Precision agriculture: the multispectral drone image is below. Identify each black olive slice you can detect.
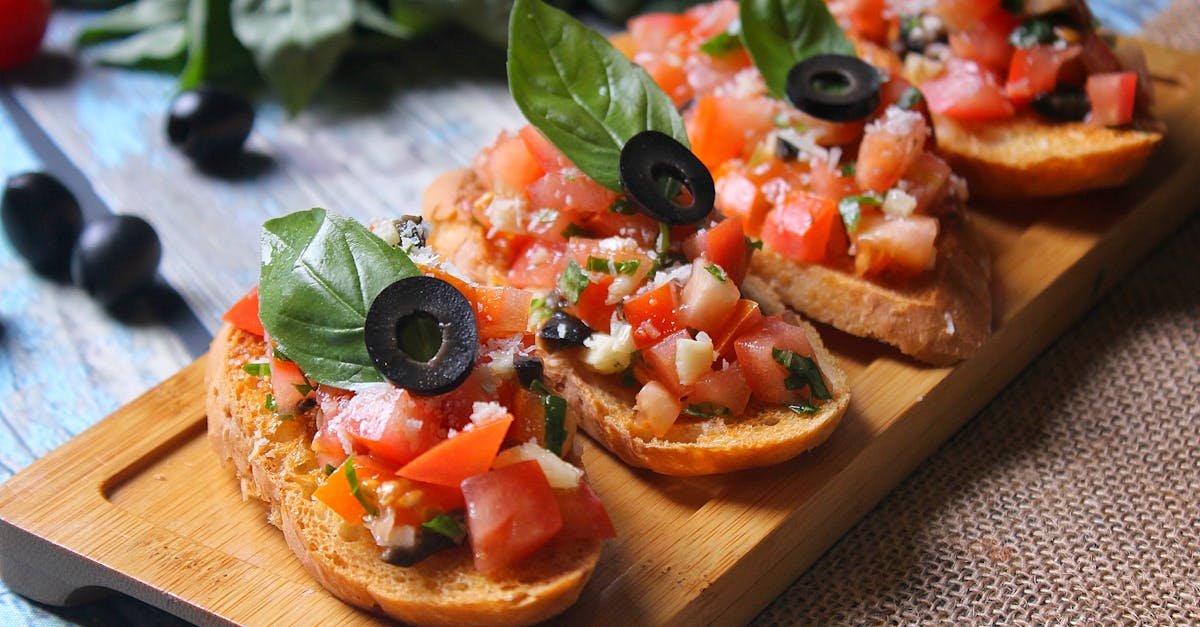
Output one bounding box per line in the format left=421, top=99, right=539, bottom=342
left=538, top=311, right=592, bottom=351
left=618, top=130, right=715, bottom=225
left=785, top=54, right=882, bottom=122
left=513, top=354, right=544, bottom=389
left=1031, top=86, right=1091, bottom=122
left=364, top=276, right=478, bottom=396
left=381, top=531, right=458, bottom=567
left=1, top=171, right=83, bottom=278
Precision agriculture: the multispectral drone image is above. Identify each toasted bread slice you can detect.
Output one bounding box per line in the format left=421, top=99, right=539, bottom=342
left=931, top=113, right=1163, bottom=199
left=205, top=324, right=601, bottom=627
left=742, top=210, right=992, bottom=366
left=424, top=169, right=851, bottom=476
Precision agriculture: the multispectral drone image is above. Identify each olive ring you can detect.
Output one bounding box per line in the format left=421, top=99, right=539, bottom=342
left=364, top=275, right=478, bottom=396
left=785, top=54, right=881, bottom=122
left=618, top=130, right=715, bottom=225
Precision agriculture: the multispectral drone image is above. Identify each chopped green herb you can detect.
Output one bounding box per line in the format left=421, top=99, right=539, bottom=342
left=586, top=256, right=641, bottom=276
left=705, top=264, right=728, bottom=282
left=561, top=223, right=589, bottom=238
left=263, top=393, right=277, bottom=412
left=684, top=402, right=730, bottom=418
left=700, top=30, right=742, bottom=57
left=840, top=162, right=857, bottom=177
left=530, top=380, right=568, bottom=456
left=422, top=514, right=466, bottom=544
left=896, top=87, right=924, bottom=111
left=1010, top=17, right=1059, bottom=48
left=558, top=260, right=590, bottom=305
left=788, top=402, right=818, bottom=415
left=837, top=194, right=881, bottom=234
left=294, top=383, right=313, bottom=396
left=772, top=348, right=832, bottom=400
left=344, top=457, right=378, bottom=516
left=746, top=237, right=764, bottom=250
left=530, top=296, right=553, bottom=327
left=324, top=464, right=336, bottom=476
left=243, top=361, right=271, bottom=377
left=609, top=198, right=637, bottom=215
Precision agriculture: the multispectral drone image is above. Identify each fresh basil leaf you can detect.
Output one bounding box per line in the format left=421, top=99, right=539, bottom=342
left=324, top=463, right=336, bottom=475
left=837, top=194, right=880, bottom=234
left=1010, top=17, right=1059, bottom=48
left=422, top=513, right=466, bottom=543
left=739, top=0, right=856, bottom=99
left=542, top=392, right=567, bottom=456
left=705, top=264, right=727, bottom=282
left=700, top=29, right=742, bottom=57
left=529, top=295, right=553, bottom=327
left=746, top=237, right=763, bottom=250
left=263, top=392, right=277, bottom=412
left=788, top=402, right=817, bottom=414
left=557, top=260, right=590, bottom=305
left=344, top=456, right=378, bottom=516
left=508, top=0, right=688, bottom=191
left=772, top=347, right=831, bottom=400
left=243, top=361, right=271, bottom=376
left=684, top=402, right=729, bottom=418
left=258, top=208, right=419, bottom=389
left=96, top=23, right=189, bottom=73
left=180, top=0, right=257, bottom=90
left=840, top=161, right=856, bottom=177
left=78, top=0, right=187, bottom=47
left=231, top=0, right=356, bottom=115
left=896, top=86, right=923, bottom=111
left=586, top=256, right=640, bottom=276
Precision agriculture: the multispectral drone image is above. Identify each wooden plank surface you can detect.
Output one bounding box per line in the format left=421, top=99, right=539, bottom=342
left=1, top=42, right=1196, bottom=626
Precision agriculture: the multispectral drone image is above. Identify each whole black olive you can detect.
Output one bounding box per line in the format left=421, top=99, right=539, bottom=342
left=513, top=353, right=544, bottom=389
left=785, top=55, right=881, bottom=122
left=364, top=276, right=478, bottom=396
left=1, top=172, right=83, bottom=278
left=1032, top=86, right=1091, bottom=122
left=166, top=87, right=255, bottom=163
left=618, top=130, right=715, bottom=225
left=538, top=311, right=592, bottom=351
left=70, top=215, right=161, bottom=306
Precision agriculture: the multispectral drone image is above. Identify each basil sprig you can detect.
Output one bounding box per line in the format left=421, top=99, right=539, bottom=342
left=507, top=0, right=689, bottom=192
left=772, top=348, right=832, bottom=400
left=258, top=208, right=419, bottom=389
left=739, top=0, right=856, bottom=100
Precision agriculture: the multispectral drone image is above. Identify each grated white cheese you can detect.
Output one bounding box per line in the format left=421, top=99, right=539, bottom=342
left=870, top=105, right=923, bottom=136
left=583, top=320, right=637, bottom=374
left=469, top=401, right=508, bottom=426
left=484, top=195, right=527, bottom=236
left=883, top=189, right=918, bottom=216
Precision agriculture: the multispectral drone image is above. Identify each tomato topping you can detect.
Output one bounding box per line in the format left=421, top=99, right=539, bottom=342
left=853, top=212, right=939, bottom=278
left=317, top=385, right=440, bottom=468
left=685, top=361, right=751, bottom=416
left=567, top=273, right=617, bottom=332
left=508, top=241, right=567, bottom=290
left=419, top=264, right=475, bottom=302
left=518, top=125, right=570, bottom=173
left=474, top=131, right=543, bottom=196
left=921, top=59, right=1016, bottom=121
left=628, top=12, right=693, bottom=54
left=642, top=329, right=691, bottom=394
left=527, top=168, right=617, bottom=215
left=948, top=8, right=1018, bottom=74
left=554, top=483, right=617, bottom=541
left=682, top=216, right=751, bottom=284
left=679, top=258, right=740, bottom=336
left=1086, top=72, right=1138, bottom=127
left=269, top=353, right=312, bottom=417
left=857, top=108, right=928, bottom=193
left=709, top=298, right=763, bottom=359
left=313, top=457, right=377, bottom=523
left=932, top=0, right=1001, bottom=32
left=462, top=460, right=563, bottom=573
left=831, top=0, right=890, bottom=44
left=473, top=286, right=532, bottom=341
left=623, top=282, right=682, bottom=349
left=809, top=158, right=861, bottom=203
left=1006, top=45, right=1082, bottom=106
left=733, top=316, right=818, bottom=404
left=223, top=285, right=264, bottom=337
left=398, top=413, right=513, bottom=487
left=688, top=96, right=779, bottom=169
left=715, top=162, right=773, bottom=237
left=901, top=152, right=954, bottom=215
left=761, top=190, right=847, bottom=264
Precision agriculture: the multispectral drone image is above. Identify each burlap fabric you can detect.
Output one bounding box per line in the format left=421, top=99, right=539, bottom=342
left=755, top=7, right=1200, bottom=624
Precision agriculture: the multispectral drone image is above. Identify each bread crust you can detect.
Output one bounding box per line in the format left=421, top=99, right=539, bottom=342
left=424, top=169, right=851, bottom=476
left=205, top=324, right=601, bottom=626
left=931, top=113, right=1163, bottom=199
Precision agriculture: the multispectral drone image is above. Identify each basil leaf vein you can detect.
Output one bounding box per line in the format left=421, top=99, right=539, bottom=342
left=739, top=0, right=856, bottom=99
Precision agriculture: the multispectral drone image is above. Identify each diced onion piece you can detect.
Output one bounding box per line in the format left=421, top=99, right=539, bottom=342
left=493, top=441, right=583, bottom=489
left=674, top=332, right=715, bottom=387
left=634, top=381, right=682, bottom=438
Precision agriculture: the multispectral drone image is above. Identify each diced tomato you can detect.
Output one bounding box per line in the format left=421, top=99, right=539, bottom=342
left=554, top=483, right=617, bottom=541
left=685, top=0, right=738, bottom=39
left=623, top=282, right=682, bottom=349
left=688, top=96, right=780, bottom=169
left=682, top=217, right=751, bottom=284
left=921, top=58, right=1016, bottom=120
left=508, top=241, right=567, bottom=290
left=932, top=0, right=1001, bottom=32
left=508, top=385, right=547, bottom=446
left=223, top=286, right=264, bottom=336
left=852, top=212, right=939, bottom=278
left=317, top=384, right=440, bottom=468
left=474, top=131, right=543, bottom=196
left=642, top=56, right=693, bottom=106
left=901, top=152, right=953, bottom=214
left=715, top=162, right=773, bottom=236
left=419, top=264, right=475, bottom=303
left=643, top=329, right=691, bottom=394
left=685, top=361, right=751, bottom=416
left=948, top=8, right=1018, bottom=74
left=527, top=168, right=617, bottom=215
left=733, top=316, right=818, bottom=404
left=473, top=286, right=532, bottom=340
left=269, top=353, right=313, bottom=417
left=628, top=13, right=694, bottom=54
left=709, top=298, right=763, bottom=359
left=313, top=457, right=376, bottom=523
left=462, top=461, right=563, bottom=573
left=832, top=0, right=890, bottom=44
left=388, top=477, right=467, bottom=527
left=855, top=38, right=905, bottom=79
left=634, top=380, right=683, bottom=438
left=857, top=108, right=928, bottom=193
left=566, top=272, right=617, bottom=332
left=398, top=414, right=513, bottom=487
left=1086, top=72, right=1138, bottom=127
left=518, top=125, right=569, bottom=173
left=566, top=238, right=654, bottom=291
left=579, top=210, right=660, bottom=248
left=679, top=258, right=741, bottom=336
left=610, top=31, right=636, bottom=58
left=761, top=190, right=846, bottom=264
left=1006, top=45, right=1082, bottom=105
left=809, top=158, right=861, bottom=202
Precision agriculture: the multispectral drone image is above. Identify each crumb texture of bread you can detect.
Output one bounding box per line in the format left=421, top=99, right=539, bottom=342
left=932, top=113, right=1162, bottom=199
left=744, top=212, right=992, bottom=366
left=205, top=324, right=600, bottom=627
left=423, top=169, right=851, bottom=476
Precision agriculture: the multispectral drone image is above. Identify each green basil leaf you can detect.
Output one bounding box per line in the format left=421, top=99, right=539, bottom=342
left=508, top=0, right=688, bottom=191
left=231, top=0, right=356, bottom=115
left=771, top=347, right=831, bottom=400
left=258, top=208, right=419, bottom=389
left=180, top=0, right=257, bottom=90
left=78, top=0, right=187, bottom=47
left=422, top=513, right=466, bottom=543
left=557, top=260, right=590, bottom=305
left=837, top=193, right=881, bottom=234
left=542, top=392, right=567, bottom=456
left=739, top=0, right=856, bottom=99
left=242, top=361, right=271, bottom=376
left=684, top=402, right=729, bottom=418
left=705, top=264, right=727, bottom=282
left=344, top=456, right=378, bottom=516
left=96, top=23, right=189, bottom=73
left=586, top=256, right=640, bottom=276
left=700, top=30, right=742, bottom=57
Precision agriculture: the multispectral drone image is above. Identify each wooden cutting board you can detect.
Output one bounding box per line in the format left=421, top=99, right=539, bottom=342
left=1, top=44, right=1197, bottom=626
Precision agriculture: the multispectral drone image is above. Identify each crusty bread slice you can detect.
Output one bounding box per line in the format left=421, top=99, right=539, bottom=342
left=742, top=210, right=993, bottom=366
left=205, top=324, right=601, bottom=627
left=424, top=169, right=851, bottom=476
left=931, top=112, right=1163, bottom=199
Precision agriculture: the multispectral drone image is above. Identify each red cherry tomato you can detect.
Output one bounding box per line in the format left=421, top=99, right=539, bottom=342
left=0, top=0, right=51, bottom=72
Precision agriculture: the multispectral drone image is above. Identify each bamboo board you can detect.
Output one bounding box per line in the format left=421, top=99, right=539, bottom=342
left=1, top=45, right=1197, bottom=626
